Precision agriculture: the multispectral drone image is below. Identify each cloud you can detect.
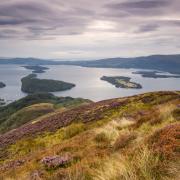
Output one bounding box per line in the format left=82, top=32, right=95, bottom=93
left=0, top=0, right=95, bottom=39
left=0, top=0, right=180, bottom=59
left=105, top=0, right=172, bottom=17
left=0, top=0, right=179, bottom=38
left=106, top=0, right=169, bottom=9
left=136, top=24, right=159, bottom=33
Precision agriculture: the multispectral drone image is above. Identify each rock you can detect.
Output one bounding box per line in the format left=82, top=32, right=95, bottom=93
left=41, top=154, right=72, bottom=169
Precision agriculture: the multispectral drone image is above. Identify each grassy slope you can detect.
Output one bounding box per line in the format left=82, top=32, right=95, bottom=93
left=0, top=91, right=179, bottom=180
left=0, top=93, right=92, bottom=134
left=0, top=103, right=55, bottom=133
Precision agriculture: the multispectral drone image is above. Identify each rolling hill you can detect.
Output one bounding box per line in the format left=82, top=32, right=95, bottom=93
left=0, top=54, right=180, bottom=74
left=0, top=91, right=179, bottom=179
left=67, top=54, right=180, bottom=74
left=0, top=93, right=92, bottom=134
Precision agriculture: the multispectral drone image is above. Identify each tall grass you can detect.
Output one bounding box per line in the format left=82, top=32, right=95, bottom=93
left=92, top=146, right=177, bottom=180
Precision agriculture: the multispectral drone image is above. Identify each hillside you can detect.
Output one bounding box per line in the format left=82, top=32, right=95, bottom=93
left=67, top=55, right=180, bottom=74
left=0, top=93, right=92, bottom=134
left=0, top=91, right=179, bottom=180
left=0, top=54, right=180, bottom=74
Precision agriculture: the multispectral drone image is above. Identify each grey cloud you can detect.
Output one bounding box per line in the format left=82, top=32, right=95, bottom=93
left=106, top=0, right=169, bottom=9
left=0, top=1, right=53, bottom=17
left=137, top=24, right=159, bottom=33
left=105, top=0, right=171, bottom=17
left=0, top=17, right=37, bottom=26
left=0, top=0, right=95, bottom=39
left=0, top=0, right=179, bottom=42
left=135, top=19, right=180, bottom=35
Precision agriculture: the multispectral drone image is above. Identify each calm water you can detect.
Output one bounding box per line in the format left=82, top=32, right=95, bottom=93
left=0, top=65, right=180, bottom=102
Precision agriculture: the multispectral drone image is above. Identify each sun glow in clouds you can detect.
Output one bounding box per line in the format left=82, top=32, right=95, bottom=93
left=0, top=0, right=180, bottom=59
left=88, top=20, right=117, bottom=31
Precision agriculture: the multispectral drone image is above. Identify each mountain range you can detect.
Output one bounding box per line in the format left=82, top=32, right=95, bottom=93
left=0, top=54, right=180, bottom=74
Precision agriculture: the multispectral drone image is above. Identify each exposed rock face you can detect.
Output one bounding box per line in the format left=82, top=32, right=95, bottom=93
left=41, top=154, right=72, bottom=169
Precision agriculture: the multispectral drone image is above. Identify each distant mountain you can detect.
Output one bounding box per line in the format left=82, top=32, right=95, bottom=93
left=0, top=54, right=180, bottom=74
left=0, top=57, right=56, bottom=65
left=67, top=54, right=180, bottom=74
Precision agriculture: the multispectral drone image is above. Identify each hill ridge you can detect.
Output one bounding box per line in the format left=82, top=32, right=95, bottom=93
left=0, top=91, right=179, bottom=149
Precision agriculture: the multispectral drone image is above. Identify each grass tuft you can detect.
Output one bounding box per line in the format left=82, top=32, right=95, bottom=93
left=113, top=132, right=136, bottom=151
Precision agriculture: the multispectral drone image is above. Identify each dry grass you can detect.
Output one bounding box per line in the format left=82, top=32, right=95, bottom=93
left=148, top=123, right=180, bottom=160
left=0, top=92, right=180, bottom=180
left=159, top=104, right=176, bottom=121
left=92, top=146, right=178, bottom=180
left=113, top=131, right=136, bottom=151
left=94, top=132, right=111, bottom=144
left=172, top=108, right=180, bottom=120
left=94, top=117, right=135, bottom=147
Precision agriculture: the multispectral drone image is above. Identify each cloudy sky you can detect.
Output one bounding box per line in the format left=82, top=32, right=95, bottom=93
left=0, top=0, right=180, bottom=60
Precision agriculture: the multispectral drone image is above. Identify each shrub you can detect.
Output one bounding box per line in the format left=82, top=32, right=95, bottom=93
left=113, top=132, right=136, bottom=150
left=172, top=108, right=180, bottom=120
left=148, top=123, right=180, bottom=160
left=149, top=117, right=162, bottom=125
left=94, top=132, right=111, bottom=144
left=133, top=111, right=159, bottom=129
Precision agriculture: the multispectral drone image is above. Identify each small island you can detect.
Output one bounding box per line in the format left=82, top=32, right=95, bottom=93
left=0, top=82, right=6, bottom=88
left=101, top=76, right=142, bottom=89
left=21, top=74, right=75, bottom=93
left=132, top=71, right=180, bottom=78
left=22, top=65, right=49, bottom=73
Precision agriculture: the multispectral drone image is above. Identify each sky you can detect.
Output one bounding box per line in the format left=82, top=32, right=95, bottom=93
left=0, top=0, right=180, bottom=60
